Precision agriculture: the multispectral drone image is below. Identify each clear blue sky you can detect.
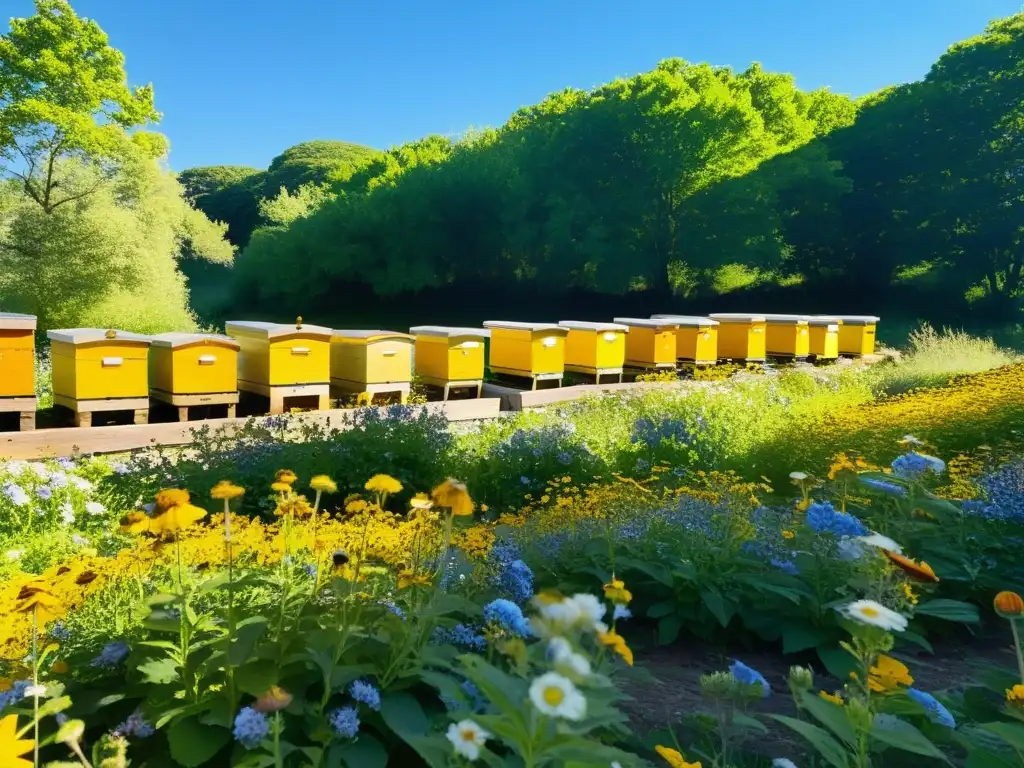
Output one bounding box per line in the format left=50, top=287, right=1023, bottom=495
left=7, top=0, right=1022, bottom=171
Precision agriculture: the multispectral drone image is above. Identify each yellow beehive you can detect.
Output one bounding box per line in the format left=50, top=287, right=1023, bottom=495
left=409, top=326, right=488, bottom=400
left=483, top=321, right=569, bottom=386
left=613, top=318, right=679, bottom=369
left=331, top=330, right=413, bottom=403
left=761, top=314, right=811, bottom=359
left=830, top=315, right=881, bottom=356
left=708, top=314, right=767, bottom=362
left=0, top=313, right=36, bottom=399
left=807, top=316, right=840, bottom=360
left=224, top=319, right=332, bottom=413
left=557, top=321, right=628, bottom=381
left=149, top=333, right=240, bottom=419
left=650, top=315, right=719, bottom=364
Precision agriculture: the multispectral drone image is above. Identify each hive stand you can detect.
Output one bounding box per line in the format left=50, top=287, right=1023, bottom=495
left=564, top=367, right=624, bottom=385
left=246, top=383, right=331, bottom=415
left=330, top=380, right=411, bottom=406
left=150, top=390, right=239, bottom=422
left=54, top=395, right=149, bottom=428
left=0, top=398, right=37, bottom=431
left=416, top=376, right=484, bottom=402
left=490, top=369, right=564, bottom=391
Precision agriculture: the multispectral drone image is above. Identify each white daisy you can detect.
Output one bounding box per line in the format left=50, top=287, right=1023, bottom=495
left=446, top=719, right=489, bottom=761
left=547, top=638, right=591, bottom=679
left=789, top=471, right=808, bottom=481
left=85, top=501, right=106, bottom=516
left=528, top=672, right=587, bottom=721
left=60, top=502, right=76, bottom=526
left=24, top=684, right=46, bottom=698
left=858, top=532, right=903, bottom=554
left=839, top=599, right=908, bottom=632
left=569, top=593, right=606, bottom=630
left=70, top=476, right=93, bottom=492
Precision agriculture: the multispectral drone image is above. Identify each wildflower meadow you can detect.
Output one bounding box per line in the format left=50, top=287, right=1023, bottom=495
left=1, top=334, right=1024, bottom=767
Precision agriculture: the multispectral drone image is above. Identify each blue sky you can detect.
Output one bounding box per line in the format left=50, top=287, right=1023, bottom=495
left=7, top=0, right=1021, bottom=171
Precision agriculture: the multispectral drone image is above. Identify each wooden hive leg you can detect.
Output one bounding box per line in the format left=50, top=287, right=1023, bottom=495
left=226, top=403, right=237, bottom=419
left=19, top=411, right=35, bottom=432
left=74, top=411, right=92, bottom=428
left=177, top=406, right=189, bottom=423
left=443, top=383, right=451, bottom=402
left=475, top=382, right=482, bottom=399
left=134, top=408, right=149, bottom=425
left=399, top=388, right=409, bottom=405
left=268, top=390, right=285, bottom=415
left=317, top=393, right=331, bottom=411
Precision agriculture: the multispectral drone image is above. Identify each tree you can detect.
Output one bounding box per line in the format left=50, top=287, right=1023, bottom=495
left=178, top=165, right=263, bottom=247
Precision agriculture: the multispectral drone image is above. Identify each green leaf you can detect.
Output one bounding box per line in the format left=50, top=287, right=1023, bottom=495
left=138, top=657, right=180, bottom=685
left=227, top=620, right=267, bottom=666
left=817, top=646, right=857, bottom=681
left=980, top=721, right=1024, bottom=751
left=700, top=590, right=734, bottom=627
left=782, top=624, right=829, bottom=654
left=37, top=696, right=72, bottom=718
left=798, top=691, right=856, bottom=745
left=646, top=600, right=677, bottom=619
left=769, top=715, right=851, bottom=768
left=379, top=693, right=450, bottom=768
left=328, top=734, right=389, bottom=768
left=167, top=717, right=231, bottom=767
left=915, top=599, right=980, bottom=623
left=657, top=615, right=683, bottom=645
left=898, top=630, right=934, bottom=653
left=234, top=662, right=278, bottom=696
left=870, top=714, right=948, bottom=760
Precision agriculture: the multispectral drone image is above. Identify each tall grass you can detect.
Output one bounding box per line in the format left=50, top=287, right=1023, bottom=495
left=869, top=323, right=1020, bottom=396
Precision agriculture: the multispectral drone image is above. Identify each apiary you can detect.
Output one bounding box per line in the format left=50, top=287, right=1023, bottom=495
left=149, top=332, right=240, bottom=420
left=409, top=326, right=488, bottom=400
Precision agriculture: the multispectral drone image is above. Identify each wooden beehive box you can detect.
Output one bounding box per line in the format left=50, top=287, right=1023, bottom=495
left=613, top=318, right=679, bottom=369
left=409, top=326, right=488, bottom=400
left=150, top=332, right=240, bottom=419
left=650, top=315, right=719, bottom=365
left=807, top=316, right=840, bottom=360
left=483, top=321, right=568, bottom=386
left=330, top=330, right=413, bottom=403
left=0, top=313, right=38, bottom=431
left=708, top=314, right=767, bottom=362
left=830, top=315, right=881, bottom=357
left=761, top=314, right=811, bottom=360
left=558, top=321, right=628, bottom=382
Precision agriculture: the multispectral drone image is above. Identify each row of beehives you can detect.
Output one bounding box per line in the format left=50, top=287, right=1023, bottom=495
left=0, top=312, right=880, bottom=430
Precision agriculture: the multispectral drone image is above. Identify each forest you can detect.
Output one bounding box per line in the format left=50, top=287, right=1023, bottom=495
left=1, top=1, right=1022, bottom=336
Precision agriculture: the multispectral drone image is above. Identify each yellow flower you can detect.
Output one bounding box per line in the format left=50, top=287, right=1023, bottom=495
left=0, top=714, right=34, bottom=768
left=540, top=495, right=550, bottom=504
left=149, top=504, right=208, bottom=536
left=155, top=489, right=191, bottom=511
left=253, top=685, right=293, bottom=713
left=274, top=495, right=314, bottom=520
left=819, top=691, right=844, bottom=705
left=15, top=582, right=61, bottom=621
left=310, top=475, right=337, bottom=493
left=597, top=629, right=633, bottom=666
left=432, top=478, right=474, bottom=517
left=902, top=582, right=919, bottom=605
left=781, top=530, right=795, bottom=539
left=868, top=655, right=913, bottom=692
left=365, top=474, right=403, bottom=495
left=603, top=578, right=632, bottom=606
left=271, top=482, right=292, bottom=493
left=275, top=470, right=297, bottom=486
left=397, top=570, right=433, bottom=589
left=345, top=498, right=368, bottom=514
left=409, top=493, right=433, bottom=510
left=1006, top=684, right=1024, bottom=708
left=655, top=745, right=700, bottom=768
left=480, top=504, right=489, bottom=513
left=119, top=511, right=150, bottom=534
left=211, top=480, right=245, bottom=500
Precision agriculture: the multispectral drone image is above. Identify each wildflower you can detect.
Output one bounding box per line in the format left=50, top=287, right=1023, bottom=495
left=432, top=478, right=473, bottom=516
left=571, top=593, right=607, bottom=630
left=365, top=474, right=402, bottom=495
left=211, top=480, right=245, bottom=500
left=613, top=604, right=632, bottom=621
left=994, top=591, right=1024, bottom=618
left=446, top=719, right=490, bottom=761
left=0, top=714, right=33, bottom=767
left=114, top=710, right=155, bottom=739
left=839, top=600, right=908, bottom=632
left=310, top=475, right=337, bottom=493
left=498, top=559, right=534, bottom=603
left=906, top=688, right=955, bottom=728
left=90, top=641, right=130, bottom=668
left=861, top=477, right=908, bottom=497
left=781, top=529, right=795, bottom=539
left=597, top=629, right=634, bottom=666
left=902, top=583, right=919, bottom=605
left=274, top=469, right=297, bottom=486
left=154, top=489, right=190, bottom=511
left=900, top=435, right=925, bottom=447
left=891, top=453, right=945, bottom=481
left=4, top=550, right=22, bottom=562
left=547, top=638, right=591, bottom=679
left=2, top=483, right=29, bottom=507
left=1006, top=684, right=1024, bottom=708
left=328, top=706, right=359, bottom=739
left=858, top=532, right=903, bottom=554
left=528, top=672, right=587, bottom=720
left=730, top=660, right=771, bottom=697
left=253, top=685, right=292, bottom=713
left=271, top=482, right=292, bottom=493
left=59, top=502, right=75, bottom=525
left=233, top=707, right=269, bottom=749
left=149, top=503, right=207, bottom=536
left=789, top=472, right=808, bottom=481
left=434, top=624, right=488, bottom=651
left=819, top=691, right=843, bottom=705
left=119, top=511, right=150, bottom=534
left=805, top=501, right=868, bottom=537
left=409, top=493, right=432, bottom=510
left=15, top=582, right=60, bottom=621
left=885, top=552, right=939, bottom=583
left=350, top=680, right=381, bottom=711
left=603, top=578, right=632, bottom=606
left=483, top=599, right=530, bottom=636
left=869, top=655, right=913, bottom=691
left=397, top=570, right=432, bottom=589
left=655, top=745, right=701, bottom=768
left=36, top=485, right=53, bottom=502
left=0, top=681, right=30, bottom=711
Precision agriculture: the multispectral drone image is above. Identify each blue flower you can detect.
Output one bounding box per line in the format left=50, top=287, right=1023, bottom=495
left=380, top=600, right=405, bottom=618
left=861, top=478, right=908, bottom=497
left=483, top=598, right=530, bottom=636
left=891, top=453, right=945, bottom=481
left=57, top=457, right=75, bottom=470
left=36, top=485, right=53, bottom=501
left=613, top=604, right=632, bottom=620
left=557, top=451, right=572, bottom=465
left=114, top=710, right=154, bottom=739
left=349, top=680, right=381, bottom=711
left=49, top=621, right=71, bottom=642
left=977, top=459, right=1024, bottom=522
left=0, top=680, right=30, bottom=712
left=498, top=559, right=534, bottom=603
left=805, top=502, right=868, bottom=538
left=302, top=563, right=317, bottom=579
left=520, top=476, right=531, bottom=485
left=233, top=707, right=269, bottom=749
left=2, top=482, right=29, bottom=507
left=771, top=558, right=799, bottom=576
left=328, top=706, right=360, bottom=738
left=90, top=641, right=129, bottom=668
left=730, top=660, right=771, bottom=697
left=432, top=624, right=487, bottom=651
left=907, top=688, right=955, bottom=728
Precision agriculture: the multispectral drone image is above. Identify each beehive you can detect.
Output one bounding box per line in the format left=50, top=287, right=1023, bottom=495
left=557, top=321, right=628, bottom=382
left=707, top=314, right=767, bottom=362
left=409, top=326, right=488, bottom=400
left=224, top=319, right=332, bottom=413
left=807, top=316, right=841, bottom=361
left=48, top=328, right=152, bottom=426
left=330, top=330, right=413, bottom=404
left=0, top=313, right=38, bottom=431
left=613, top=318, right=679, bottom=370
left=149, top=332, right=240, bottom=419
left=761, top=314, right=811, bottom=360
left=650, top=315, right=719, bottom=365
left=482, top=321, right=568, bottom=388
left=830, top=315, right=881, bottom=357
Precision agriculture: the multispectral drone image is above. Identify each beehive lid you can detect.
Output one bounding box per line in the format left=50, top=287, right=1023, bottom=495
left=332, top=329, right=413, bottom=341
left=558, top=321, right=629, bottom=332
left=650, top=314, right=719, bottom=327
left=150, top=332, right=240, bottom=350
left=828, top=315, right=881, bottom=325
left=709, top=313, right=767, bottom=323
left=47, top=328, right=151, bottom=345
left=409, top=326, right=490, bottom=339
left=225, top=320, right=333, bottom=339
left=805, top=315, right=841, bottom=327
left=483, top=321, right=567, bottom=334
left=0, top=313, right=37, bottom=331
left=613, top=317, right=679, bottom=329
left=760, top=314, right=810, bottom=325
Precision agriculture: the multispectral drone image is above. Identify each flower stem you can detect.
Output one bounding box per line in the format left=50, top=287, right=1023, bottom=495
left=32, top=604, right=39, bottom=768
left=1010, top=619, right=1024, bottom=684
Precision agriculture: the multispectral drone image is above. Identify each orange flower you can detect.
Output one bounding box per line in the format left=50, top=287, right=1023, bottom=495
left=432, top=478, right=473, bottom=517
left=253, top=685, right=293, bottom=713
left=994, top=591, right=1024, bottom=618
left=119, top=511, right=151, bottom=534
left=885, top=552, right=939, bottom=583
